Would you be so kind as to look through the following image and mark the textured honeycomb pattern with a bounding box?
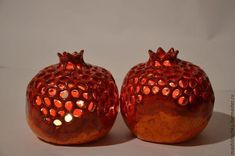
[120,48,214,118]
[27,52,119,127]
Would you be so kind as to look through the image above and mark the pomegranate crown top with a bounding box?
[57,50,87,70]
[58,50,84,64]
[147,47,179,67]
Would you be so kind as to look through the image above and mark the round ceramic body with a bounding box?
[26,51,119,145]
[120,48,215,144]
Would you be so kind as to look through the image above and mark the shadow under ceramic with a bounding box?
[177,111,234,146]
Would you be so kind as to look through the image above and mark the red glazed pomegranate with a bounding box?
[120,47,215,143]
[26,50,119,145]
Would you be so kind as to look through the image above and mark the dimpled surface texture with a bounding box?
[26,50,119,145]
[120,47,215,144]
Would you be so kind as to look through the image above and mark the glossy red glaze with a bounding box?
[26,50,119,145]
[120,47,215,143]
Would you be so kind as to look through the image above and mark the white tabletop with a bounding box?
[0,0,234,155]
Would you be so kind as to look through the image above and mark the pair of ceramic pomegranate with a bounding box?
[26,47,214,145]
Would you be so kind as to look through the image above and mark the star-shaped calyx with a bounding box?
[58,50,87,70]
[147,47,179,67]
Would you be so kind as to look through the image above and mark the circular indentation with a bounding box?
[76,63,82,70]
[152,86,159,94]
[48,88,56,97]
[142,86,150,95]
[43,74,50,80]
[35,96,42,106]
[131,95,135,104]
[193,88,199,96]
[66,62,75,70]
[88,102,95,112]
[49,109,56,117]
[45,117,51,122]
[44,97,51,107]
[162,87,171,96]
[64,113,73,122]
[189,80,197,88]
[76,100,85,108]
[154,60,161,67]
[163,60,171,66]
[41,87,46,95]
[178,79,188,88]
[40,107,48,115]
[178,96,188,106]
[202,92,210,100]
[65,101,73,111]
[107,107,115,117]
[73,109,83,118]
[92,93,97,100]
[141,78,147,85]
[147,73,153,78]
[169,82,176,87]
[184,89,191,95]
[68,83,74,88]
[156,69,163,74]
[128,85,133,92]
[134,77,139,84]
[172,89,181,99]
[189,95,195,104]
[58,84,65,90]
[83,92,88,99]
[197,76,204,85]
[137,94,142,103]
[55,71,62,78]
[36,82,42,89]
[71,89,79,98]
[148,80,155,86]
[135,86,140,93]
[165,69,175,77]
[183,72,192,79]
[60,90,69,99]
[54,99,62,108]
[58,110,65,117]
[78,85,85,91]
[48,81,55,87]
[158,79,166,86]
[53,119,62,126]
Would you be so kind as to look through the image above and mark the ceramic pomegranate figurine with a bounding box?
[26,50,119,145]
[120,47,215,143]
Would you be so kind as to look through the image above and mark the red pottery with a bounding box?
[120,47,215,143]
[26,50,119,145]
